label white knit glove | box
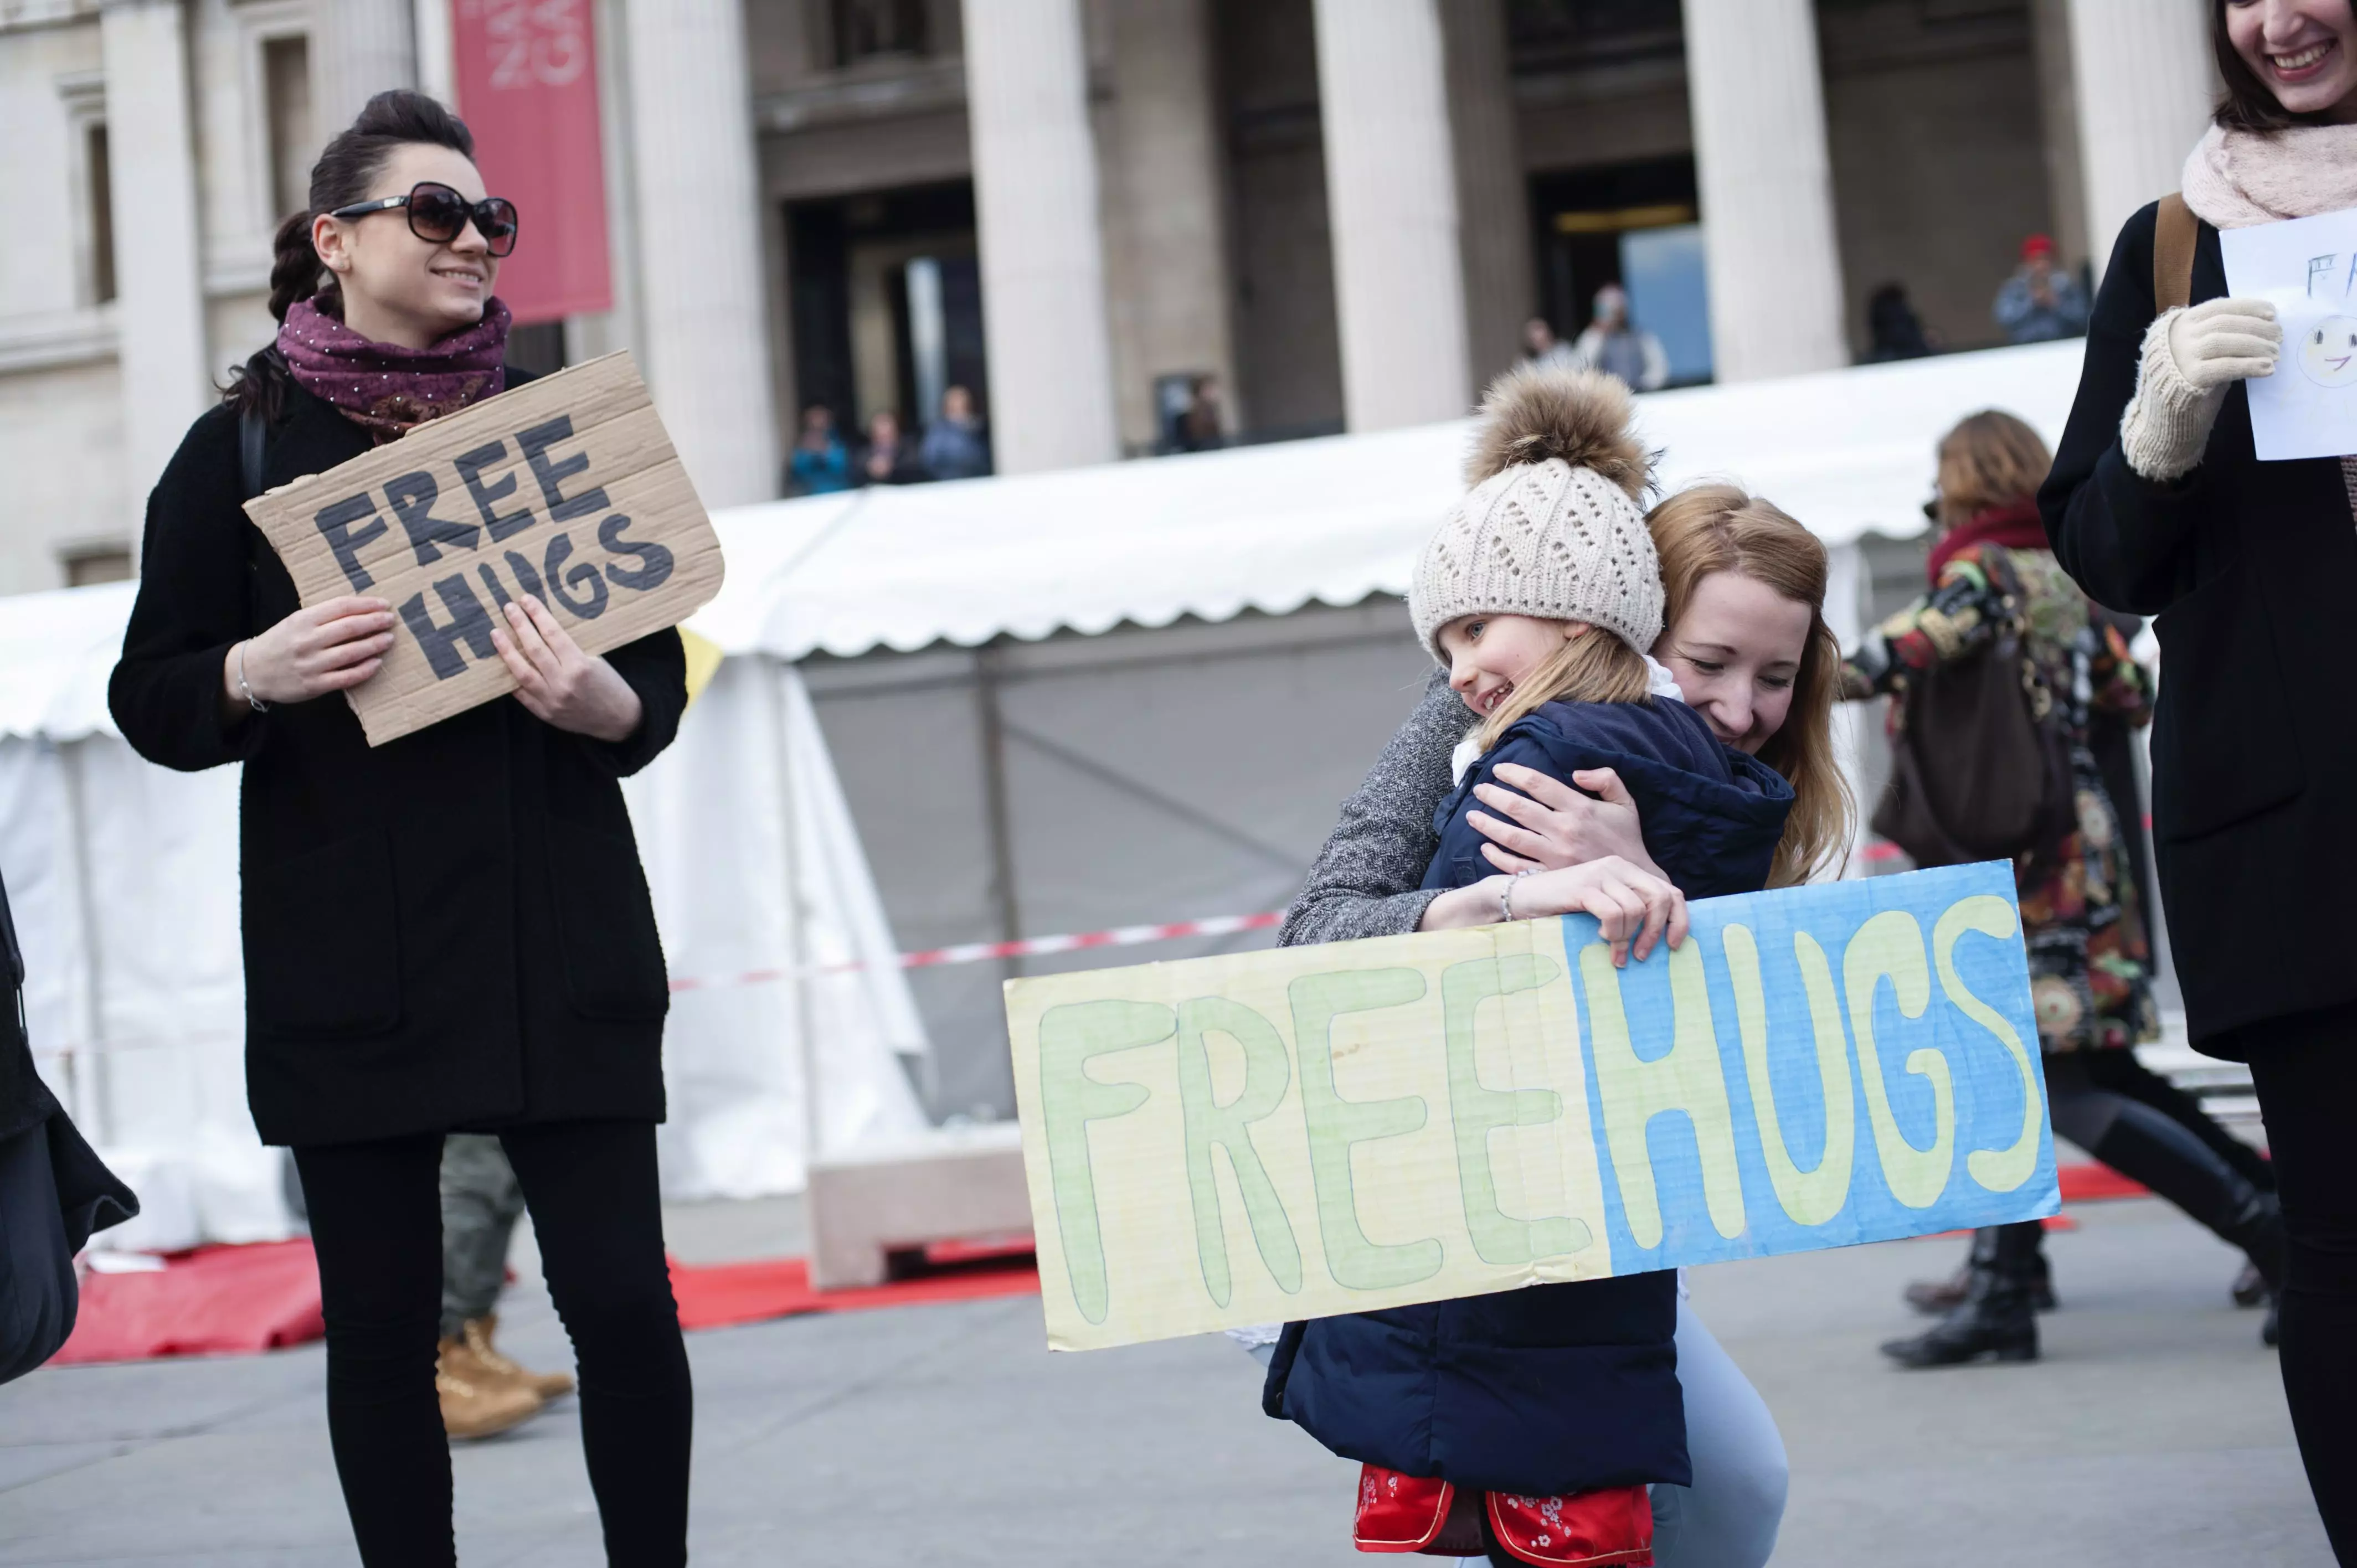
[2120,297,2281,481]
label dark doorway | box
[786,181,987,440]
[1528,155,1712,385]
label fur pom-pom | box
[1464,364,1653,498]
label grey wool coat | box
[1278,674,1471,948]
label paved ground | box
[0,1195,2327,1566]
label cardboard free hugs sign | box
[1006,862,2058,1352]
[244,352,724,745]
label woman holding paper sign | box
[2042,3,2357,1553]
[107,92,691,1567]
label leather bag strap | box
[2154,193,2198,314]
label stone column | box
[2029,0,2091,271]
[100,1,210,546]
[312,0,418,133]
[1103,0,1238,448]
[624,0,780,507]
[2067,0,2212,278]
[1680,0,1849,381]
[1442,0,1536,395]
[1311,0,1471,431]
[960,0,1120,473]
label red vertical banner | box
[451,0,613,324]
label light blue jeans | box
[1250,1298,1787,1568]
[1646,1298,1788,1568]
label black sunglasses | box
[328,182,519,257]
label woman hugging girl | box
[1261,367,1829,1567]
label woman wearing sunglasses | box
[107,91,691,1566]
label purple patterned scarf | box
[278,296,511,440]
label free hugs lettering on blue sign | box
[1567,859,2057,1268]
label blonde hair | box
[1648,484,1855,888]
[1472,625,1653,752]
[1933,410,2052,530]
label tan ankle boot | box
[452,1314,575,1402]
[436,1343,543,1441]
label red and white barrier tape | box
[667,842,1926,996]
[665,911,1286,994]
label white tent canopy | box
[689,340,2087,661]
[0,339,2096,1238]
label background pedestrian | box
[1849,410,2282,1367]
[1572,284,1670,390]
[787,403,852,496]
[919,384,992,479]
[1993,234,2090,343]
[858,409,927,485]
[433,1134,575,1440]
[0,870,136,1386]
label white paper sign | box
[2221,206,2357,461]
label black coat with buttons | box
[108,373,686,1147]
[2042,200,2357,1052]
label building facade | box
[0,0,2212,596]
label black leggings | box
[292,1120,691,1567]
[2042,1053,2277,1261]
[2078,1046,2274,1193]
[2238,1009,2357,1563]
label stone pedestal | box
[961,0,1121,473]
[623,0,780,507]
[2066,0,2212,277]
[100,0,210,550]
[1312,0,1471,430]
[1681,0,1849,380]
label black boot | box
[1905,1227,2058,1315]
[1882,1224,2040,1368]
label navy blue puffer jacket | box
[1264,696,1794,1497]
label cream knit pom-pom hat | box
[1409,365,1664,662]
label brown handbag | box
[1870,551,2076,869]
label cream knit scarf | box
[2181,123,2357,509]
[2181,121,2357,226]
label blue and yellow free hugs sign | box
[1006,863,2056,1351]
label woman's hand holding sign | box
[220,597,397,720]
[1469,763,1666,882]
[491,594,644,743]
[1418,853,1687,968]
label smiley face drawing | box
[2299,316,2357,387]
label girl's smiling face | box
[1437,613,1587,718]
[2226,0,2357,121]
[1656,570,1813,754]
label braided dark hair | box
[222,90,477,422]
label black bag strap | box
[238,405,266,502]
[235,405,269,645]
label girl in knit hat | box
[1260,367,1796,1568]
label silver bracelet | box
[1499,868,1538,923]
[234,642,269,713]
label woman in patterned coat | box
[1845,410,2282,1367]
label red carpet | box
[53,1240,325,1365]
[668,1240,1039,1332]
[48,1236,1037,1365]
[2057,1163,2149,1201]
[56,1177,2145,1364]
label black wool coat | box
[108,374,687,1146]
[2041,201,2357,1053]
